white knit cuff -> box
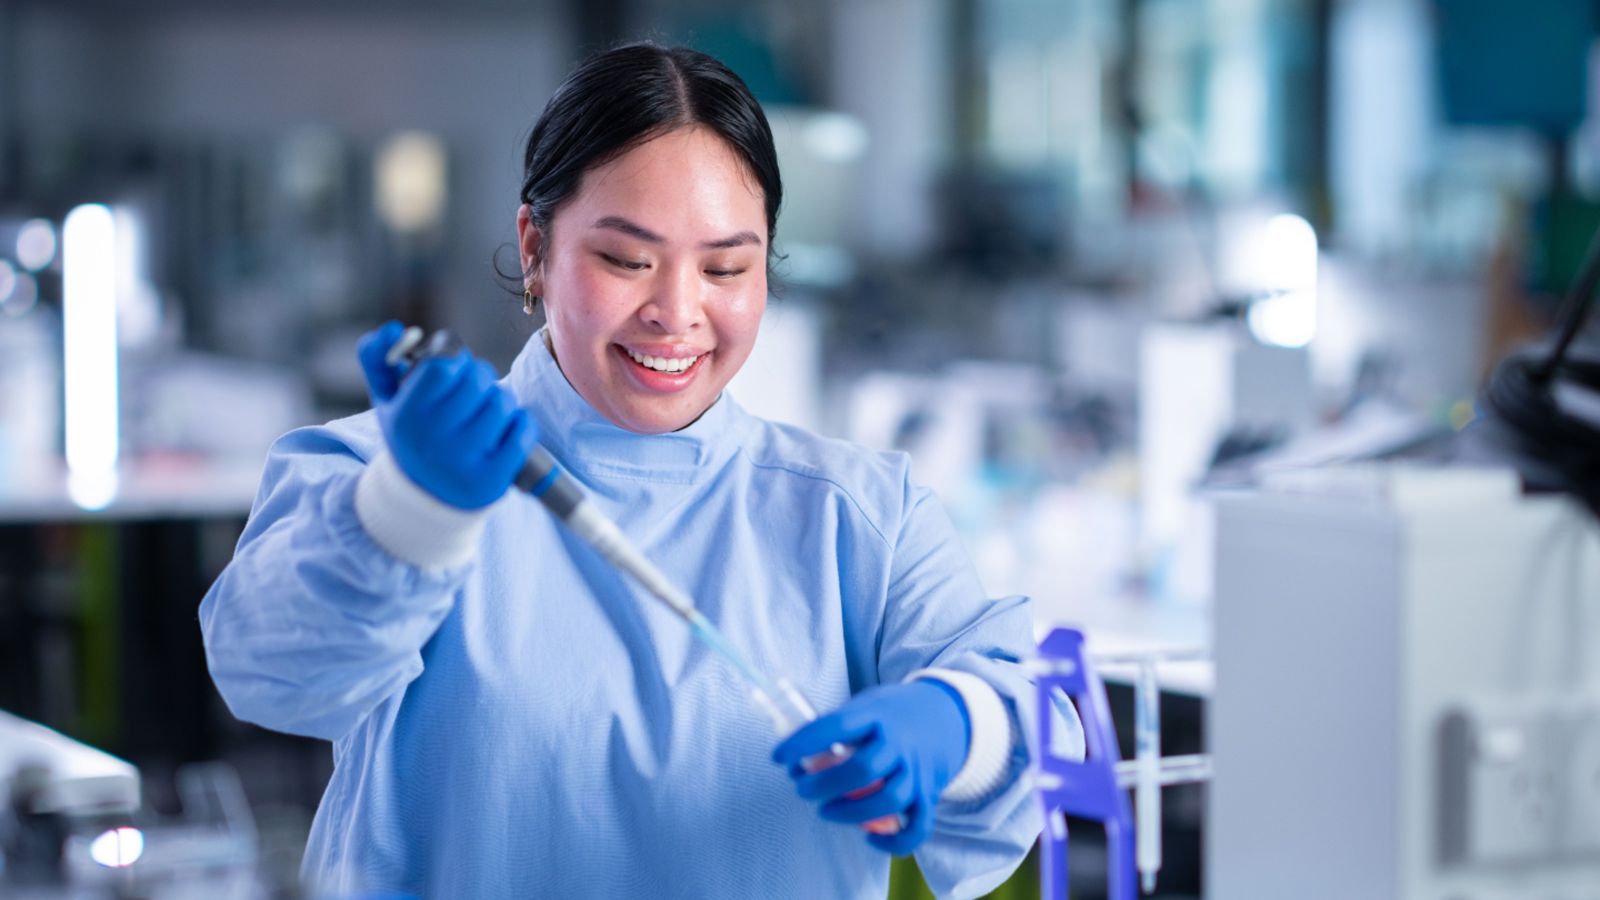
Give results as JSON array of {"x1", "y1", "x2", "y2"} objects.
[
  {"x1": 910, "y1": 667, "x2": 1016, "y2": 804},
  {"x1": 354, "y1": 452, "x2": 491, "y2": 570}
]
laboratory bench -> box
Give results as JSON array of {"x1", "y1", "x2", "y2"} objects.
[
  {"x1": 0, "y1": 458, "x2": 264, "y2": 524},
  {"x1": 0, "y1": 460, "x2": 331, "y2": 823}
]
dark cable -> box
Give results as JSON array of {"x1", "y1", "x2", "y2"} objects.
[
  {"x1": 1478, "y1": 216, "x2": 1600, "y2": 518},
  {"x1": 1535, "y1": 216, "x2": 1600, "y2": 381}
]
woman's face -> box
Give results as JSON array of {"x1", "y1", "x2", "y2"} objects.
[{"x1": 518, "y1": 126, "x2": 768, "y2": 434}]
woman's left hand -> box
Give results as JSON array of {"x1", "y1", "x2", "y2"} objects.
[{"x1": 772, "y1": 680, "x2": 971, "y2": 855}]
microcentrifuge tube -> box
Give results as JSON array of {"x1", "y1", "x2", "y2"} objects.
[{"x1": 759, "y1": 678, "x2": 903, "y2": 836}]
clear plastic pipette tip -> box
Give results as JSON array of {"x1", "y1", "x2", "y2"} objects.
[{"x1": 384, "y1": 326, "x2": 425, "y2": 367}]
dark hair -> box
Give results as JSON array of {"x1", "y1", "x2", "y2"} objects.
[{"x1": 519, "y1": 42, "x2": 783, "y2": 274}]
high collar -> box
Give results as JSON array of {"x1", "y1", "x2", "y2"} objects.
[{"x1": 505, "y1": 328, "x2": 748, "y2": 488}]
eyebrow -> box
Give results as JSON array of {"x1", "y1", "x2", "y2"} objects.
[{"x1": 592, "y1": 215, "x2": 762, "y2": 250}]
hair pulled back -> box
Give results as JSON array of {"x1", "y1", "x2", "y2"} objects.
[{"x1": 520, "y1": 43, "x2": 783, "y2": 270}]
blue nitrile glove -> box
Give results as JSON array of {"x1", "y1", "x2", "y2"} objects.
[
  {"x1": 772, "y1": 680, "x2": 971, "y2": 856},
  {"x1": 357, "y1": 321, "x2": 539, "y2": 510}
]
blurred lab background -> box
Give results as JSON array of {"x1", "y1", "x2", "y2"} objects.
[{"x1": 4, "y1": 0, "x2": 1600, "y2": 897}]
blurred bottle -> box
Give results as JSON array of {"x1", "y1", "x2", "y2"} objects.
[{"x1": 0, "y1": 308, "x2": 62, "y2": 491}]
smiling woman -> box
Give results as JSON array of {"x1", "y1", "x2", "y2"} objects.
[
  {"x1": 520, "y1": 126, "x2": 769, "y2": 433},
  {"x1": 198, "y1": 40, "x2": 1073, "y2": 900},
  {"x1": 511, "y1": 44, "x2": 781, "y2": 436}
]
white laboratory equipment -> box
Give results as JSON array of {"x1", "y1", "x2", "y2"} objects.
[
  {"x1": 1138, "y1": 322, "x2": 1312, "y2": 604},
  {"x1": 0, "y1": 711, "x2": 140, "y2": 819},
  {"x1": 1208, "y1": 465, "x2": 1600, "y2": 899},
  {"x1": 1, "y1": 712, "x2": 270, "y2": 898},
  {"x1": 726, "y1": 296, "x2": 825, "y2": 431}
]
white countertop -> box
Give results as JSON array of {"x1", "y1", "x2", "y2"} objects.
[
  {"x1": 1033, "y1": 589, "x2": 1214, "y2": 697},
  {"x1": 0, "y1": 457, "x2": 262, "y2": 523}
]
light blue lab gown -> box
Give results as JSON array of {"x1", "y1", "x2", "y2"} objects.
[{"x1": 200, "y1": 333, "x2": 1062, "y2": 899}]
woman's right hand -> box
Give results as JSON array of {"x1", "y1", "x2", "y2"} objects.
[{"x1": 356, "y1": 321, "x2": 540, "y2": 510}]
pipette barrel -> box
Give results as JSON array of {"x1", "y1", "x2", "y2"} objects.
[{"x1": 514, "y1": 445, "x2": 585, "y2": 519}]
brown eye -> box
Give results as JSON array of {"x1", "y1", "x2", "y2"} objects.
[{"x1": 600, "y1": 252, "x2": 648, "y2": 271}]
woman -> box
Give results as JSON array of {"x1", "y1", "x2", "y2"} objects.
[{"x1": 200, "y1": 43, "x2": 1073, "y2": 899}]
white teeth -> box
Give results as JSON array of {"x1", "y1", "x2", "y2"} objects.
[{"x1": 626, "y1": 348, "x2": 699, "y2": 373}]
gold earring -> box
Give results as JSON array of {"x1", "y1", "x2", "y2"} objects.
[{"x1": 523, "y1": 289, "x2": 539, "y2": 315}]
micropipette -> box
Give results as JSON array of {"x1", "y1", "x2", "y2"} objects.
[
  {"x1": 387, "y1": 326, "x2": 903, "y2": 833},
  {"x1": 384, "y1": 328, "x2": 778, "y2": 672}
]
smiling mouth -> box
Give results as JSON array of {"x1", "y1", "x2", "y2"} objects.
[
  {"x1": 621, "y1": 346, "x2": 704, "y2": 374},
  {"x1": 614, "y1": 344, "x2": 709, "y2": 385},
  {"x1": 617, "y1": 341, "x2": 707, "y2": 376}
]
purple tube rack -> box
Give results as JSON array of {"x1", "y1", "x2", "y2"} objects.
[{"x1": 1035, "y1": 628, "x2": 1136, "y2": 900}]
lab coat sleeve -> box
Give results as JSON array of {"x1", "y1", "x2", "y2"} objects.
[
  {"x1": 875, "y1": 480, "x2": 1086, "y2": 900},
  {"x1": 199, "y1": 424, "x2": 471, "y2": 742}
]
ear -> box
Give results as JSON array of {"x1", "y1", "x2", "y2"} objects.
[{"x1": 516, "y1": 204, "x2": 544, "y2": 295}]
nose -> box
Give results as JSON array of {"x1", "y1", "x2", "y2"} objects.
[{"x1": 639, "y1": 263, "x2": 704, "y2": 334}]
